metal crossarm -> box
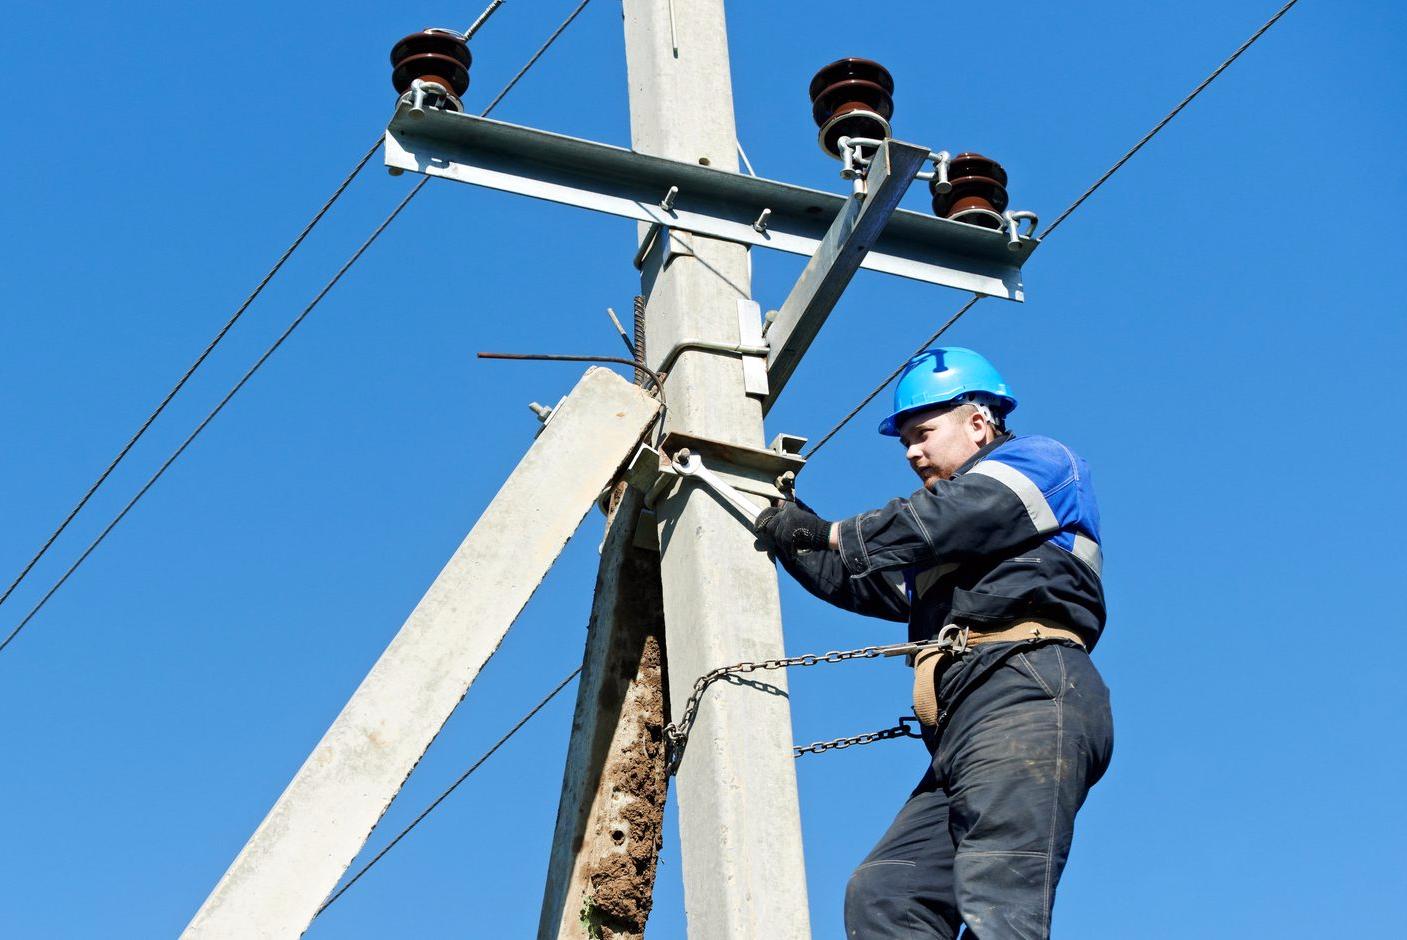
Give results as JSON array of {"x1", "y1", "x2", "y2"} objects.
[{"x1": 383, "y1": 105, "x2": 1037, "y2": 299}]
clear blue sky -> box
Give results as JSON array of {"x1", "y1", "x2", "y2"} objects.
[{"x1": 2, "y1": 1, "x2": 1403, "y2": 936}]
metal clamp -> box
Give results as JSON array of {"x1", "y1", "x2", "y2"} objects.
[
  {"x1": 915, "y1": 151, "x2": 952, "y2": 192},
  {"x1": 655, "y1": 338, "x2": 769, "y2": 375},
  {"x1": 837, "y1": 135, "x2": 888, "y2": 196},
  {"x1": 624, "y1": 430, "x2": 807, "y2": 512},
  {"x1": 405, "y1": 78, "x2": 463, "y2": 118},
  {"x1": 1002, "y1": 210, "x2": 1040, "y2": 251},
  {"x1": 647, "y1": 301, "x2": 771, "y2": 399}
]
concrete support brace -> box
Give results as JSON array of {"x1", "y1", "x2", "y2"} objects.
[{"x1": 183, "y1": 368, "x2": 660, "y2": 939}]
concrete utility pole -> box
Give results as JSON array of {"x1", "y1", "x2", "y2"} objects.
[{"x1": 622, "y1": 2, "x2": 812, "y2": 936}]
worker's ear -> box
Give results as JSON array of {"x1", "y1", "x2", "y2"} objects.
[{"x1": 965, "y1": 407, "x2": 989, "y2": 443}]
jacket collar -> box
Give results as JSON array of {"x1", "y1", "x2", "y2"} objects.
[{"x1": 954, "y1": 432, "x2": 1014, "y2": 478}]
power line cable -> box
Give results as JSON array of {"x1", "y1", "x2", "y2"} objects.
[
  {"x1": 464, "y1": 0, "x2": 507, "y2": 38},
  {"x1": 0, "y1": 178, "x2": 428, "y2": 658},
  {"x1": 303, "y1": 0, "x2": 1303, "y2": 905},
  {"x1": 0, "y1": 139, "x2": 380, "y2": 615},
  {"x1": 0, "y1": 0, "x2": 519, "y2": 616},
  {"x1": 481, "y1": 0, "x2": 593, "y2": 116},
  {"x1": 1038, "y1": 0, "x2": 1301, "y2": 240},
  {"x1": 0, "y1": 0, "x2": 597, "y2": 658},
  {"x1": 803, "y1": 0, "x2": 1301, "y2": 461},
  {"x1": 312, "y1": 666, "x2": 583, "y2": 920},
  {"x1": 803, "y1": 295, "x2": 979, "y2": 459}
]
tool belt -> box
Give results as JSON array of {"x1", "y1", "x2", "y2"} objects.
[{"x1": 911, "y1": 619, "x2": 1086, "y2": 728}]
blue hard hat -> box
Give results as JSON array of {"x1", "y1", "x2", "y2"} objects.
[{"x1": 878, "y1": 347, "x2": 1017, "y2": 437}]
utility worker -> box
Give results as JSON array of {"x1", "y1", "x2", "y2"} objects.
[{"x1": 754, "y1": 347, "x2": 1113, "y2": 940}]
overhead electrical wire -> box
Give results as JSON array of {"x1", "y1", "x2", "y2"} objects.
[
  {"x1": 481, "y1": 0, "x2": 594, "y2": 116},
  {"x1": 1037, "y1": 0, "x2": 1301, "y2": 241},
  {"x1": 0, "y1": 140, "x2": 380, "y2": 615},
  {"x1": 306, "y1": 0, "x2": 1303, "y2": 912},
  {"x1": 0, "y1": 180, "x2": 427, "y2": 658},
  {"x1": 310, "y1": 666, "x2": 583, "y2": 920},
  {"x1": 803, "y1": 295, "x2": 980, "y2": 459},
  {"x1": 803, "y1": 0, "x2": 1301, "y2": 461},
  {"x1": 0, "y1": 0, "x2": 596, "y2": 658}
]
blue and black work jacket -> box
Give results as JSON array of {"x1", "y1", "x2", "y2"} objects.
[{"x1": 778, "y1": 433, "x2": 1106, "y2": 651}]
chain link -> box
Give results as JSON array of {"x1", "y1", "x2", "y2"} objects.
[
  {"x1": 793, "y1": 716, "x2": 924, "y2": 757},
  {"x1": 664, "y1": 640, "x2": 933, "y2": 774}
]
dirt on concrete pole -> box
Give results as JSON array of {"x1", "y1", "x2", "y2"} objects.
[{"x1": 539, "y1": 483, "x2": 668, "y2": 939}]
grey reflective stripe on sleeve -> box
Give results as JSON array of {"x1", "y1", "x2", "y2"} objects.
[
  {"x1": 967, "y1": 460, "x2": 1059, "y2": 534},
  {"x1": 1072, "y1": 533, "x2": 1103, "y2": 577}
]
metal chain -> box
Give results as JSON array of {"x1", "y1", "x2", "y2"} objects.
[
  {"x1": 794, "y1": 717, "x2": 924, "y2": 757},
  {"x1": 664, "y1": 640, "x2": 930, "y2": 774}
]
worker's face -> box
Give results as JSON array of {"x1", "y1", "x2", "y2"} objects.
[{"x1": 898, "y1": 406, "x2": 994, "y2": 486}]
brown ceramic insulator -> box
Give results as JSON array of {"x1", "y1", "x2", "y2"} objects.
[
  {"x1": 810, "y1": 79, "x2": 895, "y2": 126},
  {"x1": 809, "y1": 58, "x2": 894, "y2": 157},
  {"x1": 947, "y1": 152, "x2": 1007, "y2": 187},
  {"x1": 808, "y1": 58, "x2": 894, "y2": 101},
  {"x1": 390, "y1": 30, "x2": 471, "y2": 96},
  {"x1": 931, "y1": 153, "x2": 1009, "y2": 229}
]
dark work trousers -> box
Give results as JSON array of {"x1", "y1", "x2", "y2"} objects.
[{"x1": 844, "y1": 641, "x2": 1113, "y2": 939}]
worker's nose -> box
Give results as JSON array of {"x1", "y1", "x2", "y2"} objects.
[{"x1": 906, "y1": 441, "x2": 924, "y2": 463}]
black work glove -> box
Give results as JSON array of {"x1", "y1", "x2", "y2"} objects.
[{"x1": 754, "y1": 500, "x2": 832, "y2": 556}]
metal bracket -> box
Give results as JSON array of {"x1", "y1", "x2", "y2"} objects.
[
  {"x1": 737, "y1": 300, "x2": 769, "y2": 399},
  {"x1": 624, "y1": 430, "x2": 807, "y2": 515},
  {"x1": 647, "y1": 301, "x2": 771, "y2": 399},
  {"x1": 762, "y1": 138, "x2": 931, "y2": 412}
]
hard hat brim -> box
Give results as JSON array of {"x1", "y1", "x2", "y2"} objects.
[{"x1": 877, "y1": 396, "x2": 1016, "y2": 438}]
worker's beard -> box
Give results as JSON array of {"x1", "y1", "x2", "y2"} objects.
[{"x1": 912, "y1": 463, "x2": 944, "y2": 488}]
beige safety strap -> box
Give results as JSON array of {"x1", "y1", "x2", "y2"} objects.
[
  {"x1": 909, "y1": 621, "x2": 1087, "y2": 728},
  {"x1": 911, "y1": 646, "x2": 948, "y2": 728}
]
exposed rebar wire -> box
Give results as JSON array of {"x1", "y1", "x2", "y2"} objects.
[
  {"x1": 805, "y1": 0, "x2": 1301, "y2": 461},
  {"x1": 632, "y1": 295, "x2": 648, "y2": 387},
  {"x1": 0, "y1": 0, "x2": 601, "y2": 658},
  {"x1": 476, "y1": 352, "x2": 666, "y2": 407},
  {"x1": 0, "y1": 139, "x2": 381, "y2": 616},
  {"x1": 464, "y1": 0, "x2": 506, "y2": 39},
  {"x1": 1039, "y1": 0, "x2": 1301, "y2": 240},
  {"x1": 480, "y1": 0, "x2": 594, "y2": 117},
  {"x1": 311, "y1": 666, "x2": 583, "y2": 919}
]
